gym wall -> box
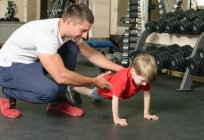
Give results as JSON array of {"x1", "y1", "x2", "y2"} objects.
[{"x1": 0, "y1": 0, "x2": 40, "y2": 22}]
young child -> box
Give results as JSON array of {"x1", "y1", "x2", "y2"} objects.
[{"x1": 69, "y1": 53, "x2": 159, "y2": 126}]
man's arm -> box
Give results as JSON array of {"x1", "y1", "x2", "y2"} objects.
[
  {"x1": 39, "y1": 53, "x2": 111, "y2": 88},
  {"x1": 78, "y1": 41, "x2": 124, "y2": 72},
  {"x1": 112, "y1": 94, "x2": 128, "y2": 126},
  {"x1": 143, "y1": 90, "x2": 159, "y2": 120}
]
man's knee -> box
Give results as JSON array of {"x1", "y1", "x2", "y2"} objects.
[{"x1": 36, "y1": 85, "x2": 59, "y2": 102}]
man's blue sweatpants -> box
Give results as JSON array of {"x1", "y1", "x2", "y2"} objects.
[{"x1": 0, "y1": 40, "x2": 78, "y2": 104}]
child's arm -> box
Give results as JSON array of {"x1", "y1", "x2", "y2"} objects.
[
  {"x1": 112, "y1": 94, "x2": 128, "y2": 126},
  {"x1": 143, "y1": 90, "x2": 159, "y2": 120}
]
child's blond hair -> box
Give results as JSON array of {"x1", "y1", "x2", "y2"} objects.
[{"x1": 132, "y1": 53, "x2": 157, "y2": 81}]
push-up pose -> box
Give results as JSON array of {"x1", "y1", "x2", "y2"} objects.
[{"x1": 69, "y1": 53, "x2": 159, "y2": 126}]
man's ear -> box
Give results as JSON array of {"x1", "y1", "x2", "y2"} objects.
[{"x1": 65, "y1": 18, "x2": 72, "y2": 25}]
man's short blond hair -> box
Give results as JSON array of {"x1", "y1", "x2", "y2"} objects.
[
  {"x1": 131, "y1": 53, "x2": 158, "y2": 82},
  {"x1": 62, "y1": 3, "x2": 94, "y2": 24}
]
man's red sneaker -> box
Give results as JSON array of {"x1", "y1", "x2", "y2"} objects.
[
  {"x1": 47, "y1": 102, "x2": 84, "y2": 117},
  {"x1": 0, "y1": 97, "x2": 21, "y2": 118}
]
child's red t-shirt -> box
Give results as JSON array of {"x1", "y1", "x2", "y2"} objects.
[{"x1": 97, "y1": 68, "x2": 150, "y2": 100}]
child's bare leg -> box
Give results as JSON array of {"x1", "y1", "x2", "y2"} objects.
[{"x1": 73, "y1": 87, "x2": 93, "y2": 98}]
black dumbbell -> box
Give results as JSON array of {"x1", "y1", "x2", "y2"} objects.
[
  {"x1": 179, "y1": 19, "x2": 192, "y2": 34},
  {"x1": 169, "y1": 53, "x2": 186, "y2": 71},
  {"x1": 155, "y1": 51, "x2": 170, "y2": 69},
  {"x1": 187, "y1": 56, "x2": 203, "y2": 75},
  {"x1": 197, "y1": 48, "x2": 204, "y2": 60}
]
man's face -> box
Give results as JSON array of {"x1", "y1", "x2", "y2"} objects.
[{"x1": 65, "y1": 19, "x2": 92, "y2": 40}]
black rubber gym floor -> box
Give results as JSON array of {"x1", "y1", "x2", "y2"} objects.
[{"x1": 0, "y1": 59, "x2": 204, "y2": 140}]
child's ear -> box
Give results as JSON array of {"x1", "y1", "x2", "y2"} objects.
[
  {"x1": 131, "y1": 68, "x2": 136, "y2": 75},
  {"x1": 131, "y1": 68, "x2": 137, "y2": 78},
  {"x1": 131, "y1": 68, "x2": 137, "y2": 84}
]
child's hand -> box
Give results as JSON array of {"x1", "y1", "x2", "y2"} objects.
[
  {"x1": 144, "y1": 114, "x2": 159, "y2": 120},
  {"x1": 114, "y1": 118, "x2": 128, "y2": 126}
]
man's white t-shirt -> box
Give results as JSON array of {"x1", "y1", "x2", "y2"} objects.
[{"x1": 0, "y1": 18, "x2": 66, "y2": 67}]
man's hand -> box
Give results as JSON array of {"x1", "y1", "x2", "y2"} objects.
[
  {"x1": 114, "y1": 118, "x2": 128, "y2": 126},
  {"x1": 144, "y1": 114, "x2": 159, "y2": 120},
  {"x1": 94, "y1": 71, "x2": 112, "y2": 89}
]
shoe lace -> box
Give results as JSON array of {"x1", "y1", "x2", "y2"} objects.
[{"x1": 9, "y1": 99, "x2": 16, "y2": 109}]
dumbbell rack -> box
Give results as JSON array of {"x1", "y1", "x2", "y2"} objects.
[
  {"x1": 135, "y1": 30, "x2": 204, "y2": 90},
  {"x1": 121, "y1": 0, "x2": 142, "y2": 67},
  {"x1": 179, "y1": 32, "x2": 204, "y2": 90}
]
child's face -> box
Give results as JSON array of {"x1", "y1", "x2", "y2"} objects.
[
  {"x1": 134, "y1": 75, "x2": 148, "y2": 86},
  {"x1": 132, "y1": 68, "x2": 148, "y2": 86}
]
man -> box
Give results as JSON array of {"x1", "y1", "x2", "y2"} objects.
[{"x1": 0, "y1": 3, "x2": 123, "y2": 119}]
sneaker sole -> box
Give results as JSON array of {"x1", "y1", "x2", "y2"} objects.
[
  {"x1": 0, "y1": 109, "x2": 21, "y2": 119},
  {"x1": 47, "y1": 109, "x2": 84, "y2": 117},
  {"x1": 0, "y1": 113, "x2": 21, "y2": 119}
]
